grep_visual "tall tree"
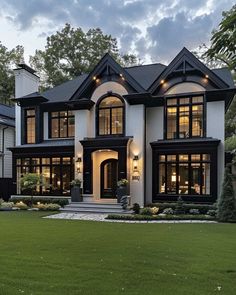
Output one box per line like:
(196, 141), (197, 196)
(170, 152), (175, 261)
(205, 4), (236, 73)
(30, 24), (140, 89)
(0, 42), (24, 103)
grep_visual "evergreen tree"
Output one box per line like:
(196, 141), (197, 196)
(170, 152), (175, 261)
(217, 166), (236, 222)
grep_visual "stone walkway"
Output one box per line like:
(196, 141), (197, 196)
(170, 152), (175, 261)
(44, 212), (216, 223)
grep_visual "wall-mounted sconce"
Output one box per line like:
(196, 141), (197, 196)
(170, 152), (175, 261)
(76, 157), (82, 173)
(133, 155), (139, 173)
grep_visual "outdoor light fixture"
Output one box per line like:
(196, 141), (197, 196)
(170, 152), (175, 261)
(76, 157), (82, 173)
(160, 79), (165, 84)
(133, 155), (139, 172)
(93, 76), (96, 80)
(205, 74), (209, 79)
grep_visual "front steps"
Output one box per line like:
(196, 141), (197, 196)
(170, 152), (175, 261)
(61, 202), (130, 214)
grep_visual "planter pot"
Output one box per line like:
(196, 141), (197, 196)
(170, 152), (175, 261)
(117, 186), (127, 203)
(71, 186), (82, 202)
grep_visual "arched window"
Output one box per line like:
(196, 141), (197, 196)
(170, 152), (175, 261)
(97, 96), (124, 136)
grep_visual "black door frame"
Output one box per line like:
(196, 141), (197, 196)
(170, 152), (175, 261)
(100, 158), (118, 198)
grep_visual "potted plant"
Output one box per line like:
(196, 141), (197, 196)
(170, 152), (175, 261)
(116, 178), (128, 203)
(71, 179), (82, 202)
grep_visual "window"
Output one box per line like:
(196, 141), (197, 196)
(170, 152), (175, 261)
(49, 111), (74, 138)
(158, 153), (211, 196)
(98, 96), (124, 136)
(166, 96), (204, 139)
(25, 109), (36, 144)
(16, 157), (74, 195)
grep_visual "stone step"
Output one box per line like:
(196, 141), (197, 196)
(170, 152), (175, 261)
(60, 207), (130, 214)
(68, 202), (123, 209)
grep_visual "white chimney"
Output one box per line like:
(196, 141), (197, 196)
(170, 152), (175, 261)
(14, 64), (40, 145)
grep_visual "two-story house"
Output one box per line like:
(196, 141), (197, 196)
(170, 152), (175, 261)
(11, 48), (235, 206)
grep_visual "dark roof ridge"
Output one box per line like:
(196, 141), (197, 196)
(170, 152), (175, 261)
(125, 62), (166, 69)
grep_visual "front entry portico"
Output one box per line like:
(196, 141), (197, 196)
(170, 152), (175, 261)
(80, 137), (132, 201)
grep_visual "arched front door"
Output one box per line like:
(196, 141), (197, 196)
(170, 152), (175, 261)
(100, 159), (118, 199)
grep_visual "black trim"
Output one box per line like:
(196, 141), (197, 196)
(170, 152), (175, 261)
(96, 93), (125, 137)
(80, 137), (131, 194)
(151, 138), (220, 203)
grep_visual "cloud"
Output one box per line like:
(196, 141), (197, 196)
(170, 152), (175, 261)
(145, 12), (213, 63)
(0, 0), (235, 63)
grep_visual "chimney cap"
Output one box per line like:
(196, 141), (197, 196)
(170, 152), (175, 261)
(16, 63), (37, 75)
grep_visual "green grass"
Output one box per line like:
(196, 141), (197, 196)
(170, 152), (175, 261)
(0, 212), (236, 295)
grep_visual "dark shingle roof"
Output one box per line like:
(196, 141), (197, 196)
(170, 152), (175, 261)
(0, 105), (15, 127)
(38, 62), (234, 103)
(212, 68), (235, 88)
(42, 74), (88, 102)
(125, 63), (166, 90)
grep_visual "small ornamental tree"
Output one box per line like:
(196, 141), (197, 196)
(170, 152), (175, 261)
(217, 166), (236, 222)
(20, 173), (44, 207)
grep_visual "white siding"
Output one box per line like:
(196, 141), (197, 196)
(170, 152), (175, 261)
(0, 126), (15, 178)
(145, 107), (164, 204)
(206, 101), (225, 197)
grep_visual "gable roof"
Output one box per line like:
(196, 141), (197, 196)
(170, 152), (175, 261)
(70, 53), (145, 100)
(148, 47), (230, 93)
(29, 48), (234, 104)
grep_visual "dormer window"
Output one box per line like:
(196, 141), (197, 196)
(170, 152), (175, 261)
(97, 96), (124, 136)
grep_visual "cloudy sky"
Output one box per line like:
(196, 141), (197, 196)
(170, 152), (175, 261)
(0, 0), (235, 64)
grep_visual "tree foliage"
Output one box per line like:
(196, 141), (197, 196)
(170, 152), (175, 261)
(0, 42), (24, 103)
(205, 5), (236, 72)
(30, 24), (140, 89)
(217, 166), (236, 222)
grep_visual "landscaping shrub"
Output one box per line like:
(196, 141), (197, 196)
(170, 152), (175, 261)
(163, 208), (174, 215)
(132, 203), (140, 214)
(150, 207), (159, 215)
(14, 202), (28, 210)
(189, 209), (200, 215)
(207, 209), (217, 217)
(217, 166), (236, 222)
(140, 207), (153, 216)
(44, 204), (60, 211)
(106, 214), (215, 221)
(10, 197), (69, 207)
(0, 202), (14, 209)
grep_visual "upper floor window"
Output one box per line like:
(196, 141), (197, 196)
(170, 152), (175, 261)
(97, 96), (124, 136)
(25, 108), (35, 144)
(166, 95), (204, 139)
(49, 111), (74, 138)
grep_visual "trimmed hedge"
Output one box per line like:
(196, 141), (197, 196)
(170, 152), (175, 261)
(9, 197), (69, 207)
(106, 214), (215, 221)
(148, 202), (217, 214)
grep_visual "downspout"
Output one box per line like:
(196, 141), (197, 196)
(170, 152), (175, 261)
(144, 105), (147, 206)
(1, 126), (8, 178)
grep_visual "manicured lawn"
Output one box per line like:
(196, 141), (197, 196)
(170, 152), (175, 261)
(0, 212), (236, 295)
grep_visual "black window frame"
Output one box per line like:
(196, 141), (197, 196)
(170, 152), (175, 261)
(157, 153), (211, 196)
(164, 94), (206, 140)
(48, 110), (74, 139)
(16, 156), (74, 196)
(96, 94), (125, 137)
(24, 108), (36, 144)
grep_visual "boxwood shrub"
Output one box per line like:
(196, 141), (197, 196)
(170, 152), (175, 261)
(106, 214), (215, 221)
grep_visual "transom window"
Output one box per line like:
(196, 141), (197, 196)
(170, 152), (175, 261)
(158, 153), (211, 196)
(25, 108), (36, 144)
(166, 96), (204, 139)
(97, 96), (124, 136)
(49, 111), (74, 138)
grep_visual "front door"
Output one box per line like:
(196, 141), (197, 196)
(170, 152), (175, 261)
(101, 159), (118, 198)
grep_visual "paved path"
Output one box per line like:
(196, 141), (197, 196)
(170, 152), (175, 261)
(44, 213), (216, 223)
